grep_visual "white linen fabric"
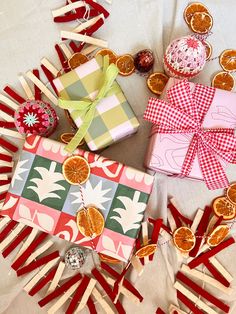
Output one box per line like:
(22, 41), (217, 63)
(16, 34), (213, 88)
(0, 0), (236, 313)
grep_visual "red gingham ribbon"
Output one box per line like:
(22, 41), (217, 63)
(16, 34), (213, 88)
(144, 79), (236, 190)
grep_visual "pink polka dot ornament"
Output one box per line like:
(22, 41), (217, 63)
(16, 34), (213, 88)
(163, 35), (206, 79)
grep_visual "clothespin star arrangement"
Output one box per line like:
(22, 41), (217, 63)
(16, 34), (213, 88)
(0, 0), (236, 313)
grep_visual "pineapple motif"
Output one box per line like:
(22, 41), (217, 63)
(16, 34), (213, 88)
(22, 156), (70, 210)
(27, 161), (65, 202)
(106, 186), (149, 238)
(11, 159), (29, 188)
(71, 180), (112, 210)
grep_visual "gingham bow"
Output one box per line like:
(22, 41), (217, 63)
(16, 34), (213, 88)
(143, 79), (236, 190)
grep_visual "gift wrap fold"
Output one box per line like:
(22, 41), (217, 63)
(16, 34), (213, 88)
(1, 135), (154, 262)
(53, 55), (139, 152)
(144, 78), (236, 190)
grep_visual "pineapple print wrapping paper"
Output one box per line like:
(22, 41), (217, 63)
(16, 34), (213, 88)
(1, 135), (154, 262)
(53, 55), (140, 151)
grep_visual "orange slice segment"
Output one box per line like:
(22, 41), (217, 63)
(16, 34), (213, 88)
(62, 156), (90, 185)
(212, 71), (235, 91)
(116, 54), (135, 76)
(135, 244), (157, 258)
(64, 110), (77, 130)
(203, 41), (212, 60)
(173, 227), (196, 252)
(227, 183), (236, 205)
(95, 48), (117, 64)
(220, 49), (236, 72)
(213, 196), (236, 220)
(147, 72), (169, 95)
(60, 133), (85, 146)
(68, 53), (89, 69)
(77, 206), (104, 238)
(190, 12), (213, 34)
(184, 2), (209, 25)
(207, 224), (230, 247)
(99, 253), (121, 264)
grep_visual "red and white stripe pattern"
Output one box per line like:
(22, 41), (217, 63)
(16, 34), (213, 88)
(52, 0), (109, 52)
(161, 198), (235, 314)
(0, 211), (144, 313)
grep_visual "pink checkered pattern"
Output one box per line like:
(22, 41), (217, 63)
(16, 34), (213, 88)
(143, 79), (236, 190)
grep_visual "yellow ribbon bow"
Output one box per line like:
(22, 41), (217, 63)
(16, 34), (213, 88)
(58, 56), (119, 153)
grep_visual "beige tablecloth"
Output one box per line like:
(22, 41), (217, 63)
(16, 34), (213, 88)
(0, 0), (236, 313)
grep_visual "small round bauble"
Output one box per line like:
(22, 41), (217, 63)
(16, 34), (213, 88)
(163, 35), (206, 79)
(134, 49), (154, 73)
(14, 100), (58, 137)
(65, 247), (87, 270)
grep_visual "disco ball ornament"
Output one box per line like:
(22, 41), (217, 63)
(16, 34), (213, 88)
(163, 35), (206, 79)
(134, 49), (154, 73)
(65, 247), (87, 270)
(14, 99), (58, 137)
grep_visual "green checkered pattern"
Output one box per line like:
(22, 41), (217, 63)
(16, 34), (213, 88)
(56, 56), (139, 150)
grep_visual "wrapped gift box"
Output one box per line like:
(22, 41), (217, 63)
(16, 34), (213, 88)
(53, 56), (140, 151)
(144, 78), (236, 186)
(1, 135), (154, 262)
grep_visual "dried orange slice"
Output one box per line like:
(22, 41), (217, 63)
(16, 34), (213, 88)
(207, 225), (230, 247)
(212, 71), (235, 91)
(64, 110), (77, 130)
(135, 244), (157, 258)
(220, 49), (236, 72)
(96, 48), (117, 64)
(68, 53), (88, 69)
(173, 227), (196, 252)
(60, 133), (85, 146)
(213, 196), (236, 220)
(77, 206), (104, 238)
(203, 41), (212, 60)
(147, 72), (169, 95)
(190, 12), (213, 34)
(227, 183), (236, 205)
(116, 54), (135, 76)
(99, 253), (121, 264)
(184, 2), (209, 25)
(62, 156), (90, 185)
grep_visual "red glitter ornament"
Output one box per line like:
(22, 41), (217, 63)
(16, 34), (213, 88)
(14, 100), (58, 137)
(134, 49), (154, 73)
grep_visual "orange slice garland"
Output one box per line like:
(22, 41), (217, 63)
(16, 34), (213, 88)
(220, 49), (236, 72)
(62, 156), (90, 185)
(190, 12), (213, 34)
(68, 53), (89, 70)
(207, 225), (230, 247)
(227, 183), (236, 205)
(203, 41), (212, 60)
(77, 206), (104, 238)
(173, 227), (196, 252)
(212, 71), (235, 91)
(213, 196), (236, 220)
(184, 2), (209, 25)
(147, 72), (169, 95)
(60, 133), (85, 146)
(116, 54), (135, 76)
(96, 48), (117, 64)
(135, 244), (157, 258)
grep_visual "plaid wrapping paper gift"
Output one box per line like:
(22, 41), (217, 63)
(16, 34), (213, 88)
(1, 135), (154, 262)
(53, 55), (140, 151)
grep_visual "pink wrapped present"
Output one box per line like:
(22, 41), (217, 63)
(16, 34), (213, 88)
(144, 78), (236, 190)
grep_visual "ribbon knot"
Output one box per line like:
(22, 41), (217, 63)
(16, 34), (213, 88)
(58, 56), (119, 153)
(144, 79), (236, 190)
